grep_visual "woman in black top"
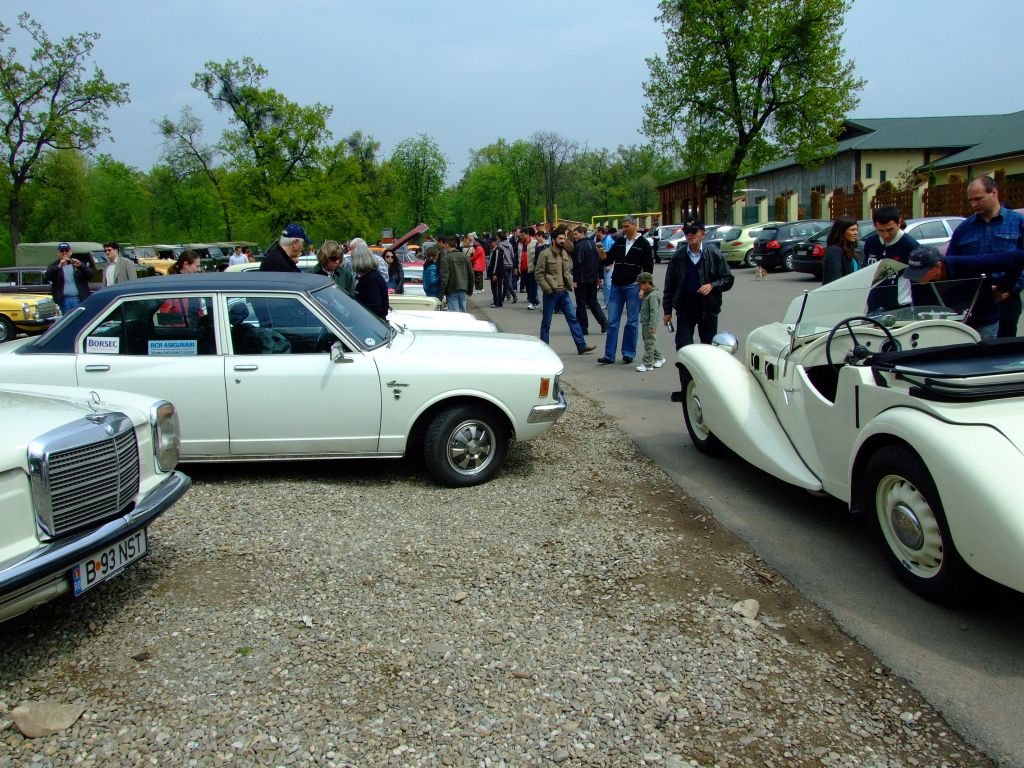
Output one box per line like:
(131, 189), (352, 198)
(352, 244), (389, 319)
(822, 216), (860, 285)
(384, 251), (404, 294)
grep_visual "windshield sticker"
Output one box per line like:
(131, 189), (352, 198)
(365, 337), (376, 345)
(86, 337), (120, 354)
(148, 339), (198, 356)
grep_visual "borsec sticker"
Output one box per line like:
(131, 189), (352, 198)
(86, 337), (120, 354)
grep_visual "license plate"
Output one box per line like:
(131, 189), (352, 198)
(72, 529), (148, 596)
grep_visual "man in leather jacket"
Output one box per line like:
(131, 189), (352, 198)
(663, 219), (734, 401)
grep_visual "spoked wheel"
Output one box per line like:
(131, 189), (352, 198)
(424, 404), (508, 487)
(864, 444), (971, 604)
(680, 366), (726, 456)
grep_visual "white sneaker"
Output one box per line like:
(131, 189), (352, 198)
(527, 303), (536, 310)
(653, 357), (666, 368)
(636, 363), (651, 372)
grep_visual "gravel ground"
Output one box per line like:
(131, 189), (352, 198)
(0, 383), (992, 767)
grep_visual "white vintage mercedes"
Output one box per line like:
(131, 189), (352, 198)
(0, 384), (190, 622)
(676, 259), (1024, 603)
(0, 274), (565, 487)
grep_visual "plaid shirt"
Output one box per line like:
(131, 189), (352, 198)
(948, 206), (1024, 291)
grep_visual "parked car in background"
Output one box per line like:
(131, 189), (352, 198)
(792, 220), (875, 278)
(0, 266), (52, 295)
(717, 222), (782, 267)
(750, 220), (831, 271)
(898, 216), (964, 250)
(675, 260), (1024, 603)
(0, 291), (61, 342)
(0, 383), (190, 622)
(655, 224), (686, 263)
(703, 224), (737, 253)
(0, 274), (564, 486)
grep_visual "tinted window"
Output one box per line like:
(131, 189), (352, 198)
(0, 270), (16, 287)
(755, 227), (779, 241)
(911, 221), (948, 240)
(22, 271), (49, 286)
(229, 295), (339, 355)
(85, 297), (216, 356)
(719, 227), (742, 240)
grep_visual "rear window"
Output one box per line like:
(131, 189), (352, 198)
(659, 225), (684, 239)
(755, 227), (779, 241)
(718, 227), (742, 240)
(786, 223), (826, 239)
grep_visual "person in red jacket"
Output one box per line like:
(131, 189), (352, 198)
(468, 233), (487, 292)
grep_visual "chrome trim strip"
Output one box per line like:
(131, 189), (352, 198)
(528, 390), (568, 424)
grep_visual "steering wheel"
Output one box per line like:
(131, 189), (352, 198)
(313, 327), (334, 354)
(825, 316), (898, 372)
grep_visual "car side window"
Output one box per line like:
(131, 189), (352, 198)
(84, 297), (216, 356)
(0, 270), (15, 287)
(22, 271), (48, 286)
(912, 221), (947, 240)
(228, 295), (339, 355)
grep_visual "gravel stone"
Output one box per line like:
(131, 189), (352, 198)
(0, 383), (993, 767)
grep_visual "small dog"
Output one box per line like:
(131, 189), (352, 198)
(753, 265), (768, 281)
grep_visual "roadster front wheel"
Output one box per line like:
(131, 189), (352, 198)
(680, 366), (726, 457)
(864, 444), (971, 604)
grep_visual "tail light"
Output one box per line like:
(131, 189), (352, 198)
(766, 240), (780, 250)
(812, 244), (825, 258)
(730, 241), (742, 246)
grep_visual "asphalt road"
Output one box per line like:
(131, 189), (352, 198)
(469, 264), (1024, 768)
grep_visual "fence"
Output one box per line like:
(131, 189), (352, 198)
(871, 189), (914, 216)
(829, 187), (861, 220)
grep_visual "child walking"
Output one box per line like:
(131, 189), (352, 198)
(636, 272), (666, 372)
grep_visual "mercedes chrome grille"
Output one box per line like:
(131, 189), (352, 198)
(28, 412), (141, 539)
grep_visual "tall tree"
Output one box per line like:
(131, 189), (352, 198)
(532, 131), (577, 226)
(0, 12), (129, 252)
(158, 107), (234, 239)
(390, 134), (447, 230)
(642, 0), (862, 222)
(497, 139), (541, 226)
(192, 57), (332, 233)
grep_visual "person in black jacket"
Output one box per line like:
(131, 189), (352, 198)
(259, 224), (309, 272)
(821, 216), (860, 285)
(598, 216), (654, 364)
(351, 243), (389, 319)
(45, 242), (93, 313)
(662, 219), (733, 402)
(571, 225), (607, 334)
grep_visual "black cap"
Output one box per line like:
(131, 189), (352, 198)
(904, 245), (942, 281)
(683, 219), (705, 234)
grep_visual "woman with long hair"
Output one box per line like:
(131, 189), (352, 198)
(822, 217), (860, 285)
(384, 251), (404, 294)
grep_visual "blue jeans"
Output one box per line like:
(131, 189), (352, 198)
(604, 282), (640, 360)
(522, 273), (539, 305)
(446, 291), (467, 312)
(541, 290), (587, 350)
(976, 321), (999, 340)
(602, 265), (614, 306)
(60, 296), (81, 314)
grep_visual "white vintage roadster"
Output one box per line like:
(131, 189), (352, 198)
(676, 259), (1024, 602)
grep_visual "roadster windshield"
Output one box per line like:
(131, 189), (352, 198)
(784, 259), (983, 342)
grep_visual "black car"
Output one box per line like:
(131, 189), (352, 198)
(749, 220), (831, 272)
(792, 220), (875, 278)
(0, 266), (52, 295)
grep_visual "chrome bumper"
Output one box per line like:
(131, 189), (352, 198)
(0, 471), (191, 621)
(528, 389), (568, 424)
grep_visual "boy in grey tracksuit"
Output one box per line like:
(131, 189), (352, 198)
(636, 272), (665, 372)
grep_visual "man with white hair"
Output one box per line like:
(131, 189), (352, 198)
(260, 224), (310, 272)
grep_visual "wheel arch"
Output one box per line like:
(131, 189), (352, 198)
(407, 394), (514, 452)
(850, 433), (914, 515)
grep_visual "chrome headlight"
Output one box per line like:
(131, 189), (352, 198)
(150, 400), (181, 472)
(22, 302), (33, 319)
(711, 332), (738, 355)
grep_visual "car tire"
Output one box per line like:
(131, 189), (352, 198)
(742, 250), (754, 268)
(783, 250), (795, 271)
(0, 315), (14, 343)
(424, 404), (508, 487)
(863, 444), (972, 604)
(679, 366), (726, 457)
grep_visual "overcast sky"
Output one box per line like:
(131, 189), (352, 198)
(8, 0), (1023, 183)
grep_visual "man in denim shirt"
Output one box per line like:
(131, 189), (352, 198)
(947, 175), (1024, 338)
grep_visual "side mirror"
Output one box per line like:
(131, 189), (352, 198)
(711, 332), (738, 355)
(330, 341), (353, 364)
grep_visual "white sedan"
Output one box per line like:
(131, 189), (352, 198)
(675, 260), (1024, 602)
(0, 274), (565, 486)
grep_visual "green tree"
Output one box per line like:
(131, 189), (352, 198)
(496, 139), (541, 226)
(642, 0), (862, 222)
(390, 134), (447, 230)
(21, 149), (88, 241)
(84, 154), (149, 242)
(192, 57), (332, 234)
(532, 131), (577, 226)
(0, 13), (129, 254)
(158, 107), (234, 239)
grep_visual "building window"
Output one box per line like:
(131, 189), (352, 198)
(866, 163), (873, 179)
(880, 170), (887, 183)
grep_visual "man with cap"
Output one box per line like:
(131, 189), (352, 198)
(260, 224), (310, 272)
(45, 242), (93, 313)
(662, 218), (733, 402)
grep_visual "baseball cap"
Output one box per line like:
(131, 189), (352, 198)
(282, 223), (312, 243)
(58, 242), (71, 251)
(683, 219), (705, 234)
(904, 245), (942, 281)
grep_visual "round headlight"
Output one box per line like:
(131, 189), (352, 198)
(711, 332), (738, 355)
(150, 400), (181, 472)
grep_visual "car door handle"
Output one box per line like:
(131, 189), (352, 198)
(83, 364), (110, 372)
(233, 364), (259, 371)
